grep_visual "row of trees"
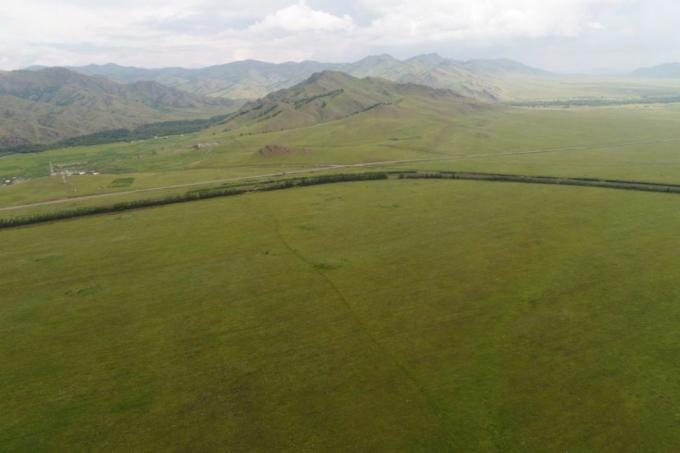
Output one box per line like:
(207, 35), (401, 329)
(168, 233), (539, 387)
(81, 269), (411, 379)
(8, 168), (680, 230)
(400, 171), (680, 194)
(0, 172), (389, 229)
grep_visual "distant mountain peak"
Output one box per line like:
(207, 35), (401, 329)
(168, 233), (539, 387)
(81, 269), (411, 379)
(406, 53), (448, 65)
(355, 54), (400, 64)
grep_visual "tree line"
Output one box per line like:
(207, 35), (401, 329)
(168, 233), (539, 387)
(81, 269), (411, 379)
(0, 172), (388, 229)
(7, 169), (680, 230)
(399, 171), (680, 193)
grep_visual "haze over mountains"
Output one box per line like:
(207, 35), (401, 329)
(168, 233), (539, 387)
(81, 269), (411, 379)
(632, 63), (680, 78)
(58, 54), (548, 101)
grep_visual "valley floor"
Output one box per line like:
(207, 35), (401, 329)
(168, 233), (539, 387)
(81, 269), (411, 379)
(3, 180), (680, 451)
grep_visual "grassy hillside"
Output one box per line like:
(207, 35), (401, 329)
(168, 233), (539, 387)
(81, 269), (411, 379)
(222, 71), (478, 133)
(4, 179), (680, 450)
(0, 68), (238, 149)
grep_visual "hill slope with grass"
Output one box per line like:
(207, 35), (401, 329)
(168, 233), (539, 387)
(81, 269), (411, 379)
(0, 68), (237, 149)
(222, 71), (480, 133)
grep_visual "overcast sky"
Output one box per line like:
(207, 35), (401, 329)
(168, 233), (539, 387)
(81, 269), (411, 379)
(0, 0), (677, 72)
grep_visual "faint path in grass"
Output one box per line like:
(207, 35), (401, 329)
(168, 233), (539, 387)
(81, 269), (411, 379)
(265, 206), (458, 447)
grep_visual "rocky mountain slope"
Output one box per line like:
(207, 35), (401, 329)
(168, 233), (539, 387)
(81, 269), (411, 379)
(0, 68), (238, 148)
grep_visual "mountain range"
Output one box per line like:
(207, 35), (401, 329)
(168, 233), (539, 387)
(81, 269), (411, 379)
(57, 54), (548, 101)
(10, 54), (680, 152)
(3, 54), (549, 150)
(0, 68), (238, 149)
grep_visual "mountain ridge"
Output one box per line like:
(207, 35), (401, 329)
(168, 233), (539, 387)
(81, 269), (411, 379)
(42, 54), (548, 101)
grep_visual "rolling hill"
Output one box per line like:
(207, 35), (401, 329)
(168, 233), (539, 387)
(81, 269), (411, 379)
(59, 54), (548, 101)
(221, 71), (480, 133)
(0, 68), (238, 149)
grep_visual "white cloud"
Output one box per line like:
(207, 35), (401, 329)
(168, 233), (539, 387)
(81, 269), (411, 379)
(0, 0), (675, 72)
(359, 0), (632, 43)
(249, 1), (354, 33)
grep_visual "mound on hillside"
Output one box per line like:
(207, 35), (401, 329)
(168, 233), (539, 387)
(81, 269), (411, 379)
(257, 144), (312, 158)
(223, 71), (479, 134)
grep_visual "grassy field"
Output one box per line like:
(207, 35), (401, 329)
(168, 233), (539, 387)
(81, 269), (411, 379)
(3, 179), (680, 451)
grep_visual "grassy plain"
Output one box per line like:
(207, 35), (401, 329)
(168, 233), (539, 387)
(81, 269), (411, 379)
(496, 74), (680, 101)
(3, 180), (680, 451)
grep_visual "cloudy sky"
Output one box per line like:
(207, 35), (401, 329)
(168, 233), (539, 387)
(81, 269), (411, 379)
(0, 0), (677, 72)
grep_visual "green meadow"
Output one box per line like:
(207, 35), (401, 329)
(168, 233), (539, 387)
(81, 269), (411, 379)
(4, 180), (680, 451)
